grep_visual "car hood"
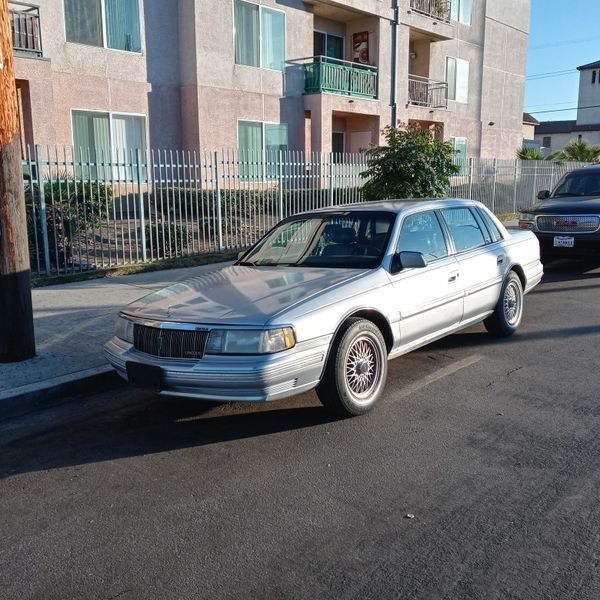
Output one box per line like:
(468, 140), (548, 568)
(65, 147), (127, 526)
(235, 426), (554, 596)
(123, 265), (370, 326)
(523, 197), (600, 214)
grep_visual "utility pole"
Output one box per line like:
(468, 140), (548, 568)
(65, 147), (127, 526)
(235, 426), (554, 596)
(0, 0), (35, 362)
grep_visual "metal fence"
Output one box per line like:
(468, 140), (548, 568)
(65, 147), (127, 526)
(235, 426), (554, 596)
(24, 146), (589, 278)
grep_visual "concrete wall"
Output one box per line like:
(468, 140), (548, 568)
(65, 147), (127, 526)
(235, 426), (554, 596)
(534, 130), (600, 155)
(576, 67), (600, 126)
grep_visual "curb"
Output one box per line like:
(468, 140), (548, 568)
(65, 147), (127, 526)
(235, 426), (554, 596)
(0, 367), (125, 421)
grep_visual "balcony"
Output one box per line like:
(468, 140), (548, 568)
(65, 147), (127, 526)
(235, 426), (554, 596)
(408, 75), (448, 109)
(300, 56), (378, 100)
(409, 0), (451, 22)
(9, 1), (42, 58)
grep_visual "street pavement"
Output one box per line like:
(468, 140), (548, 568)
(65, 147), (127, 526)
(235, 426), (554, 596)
(0, 259), (599, 599)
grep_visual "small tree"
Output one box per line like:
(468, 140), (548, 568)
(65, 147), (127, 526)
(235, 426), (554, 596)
(360, 125), (459, 200)
(516, 147), (545, 160)
(547, 139), (600, 162)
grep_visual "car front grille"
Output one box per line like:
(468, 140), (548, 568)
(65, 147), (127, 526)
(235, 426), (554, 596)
(133, 324), (209, 360)
(536, 215), (600, 233)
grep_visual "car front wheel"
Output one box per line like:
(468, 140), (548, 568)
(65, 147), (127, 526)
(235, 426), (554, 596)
(484, 271), (524, 337)
(317, 318), (388, 417)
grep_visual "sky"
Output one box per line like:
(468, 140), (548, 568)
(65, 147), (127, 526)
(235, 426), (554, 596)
(525, 0), (600, 122)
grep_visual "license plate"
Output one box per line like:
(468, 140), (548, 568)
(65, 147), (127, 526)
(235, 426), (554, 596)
(126, 362), (162, 391)
(553, 236), (574, 248)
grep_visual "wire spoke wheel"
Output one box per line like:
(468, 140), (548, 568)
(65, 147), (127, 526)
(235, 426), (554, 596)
(503, 281), (521, 326)
(317, 318), (388, 417)
(344, 335), (381, 401)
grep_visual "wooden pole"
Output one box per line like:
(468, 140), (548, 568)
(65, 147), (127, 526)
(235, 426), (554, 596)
(0, 0), (35, 362)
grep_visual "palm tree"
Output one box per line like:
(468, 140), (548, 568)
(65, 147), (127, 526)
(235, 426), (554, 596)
(516, 147), (545, 160)
(547, 139), (600, 162)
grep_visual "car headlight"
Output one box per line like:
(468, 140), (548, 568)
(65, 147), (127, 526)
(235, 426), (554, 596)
(519, 213), (534, 230)
(205, 327), (296, 355)
(115, 316), (134, 344)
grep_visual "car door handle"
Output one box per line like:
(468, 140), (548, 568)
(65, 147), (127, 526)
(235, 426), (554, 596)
(497, 255), (505, 264)
(448, 271), (460, 283)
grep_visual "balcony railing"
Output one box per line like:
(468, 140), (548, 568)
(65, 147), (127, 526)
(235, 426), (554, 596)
(9, 1), (43, 58)
(409, 0), (451, 22)
(408, 75), (448, 109)
(299, 56), (378, 100)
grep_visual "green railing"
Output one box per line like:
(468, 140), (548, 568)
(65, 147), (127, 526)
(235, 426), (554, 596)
(301, 56), (378, 100)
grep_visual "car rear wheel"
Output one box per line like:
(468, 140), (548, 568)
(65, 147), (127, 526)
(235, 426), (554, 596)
(484, 272), (524, 337)
(317, 318), (388, 417)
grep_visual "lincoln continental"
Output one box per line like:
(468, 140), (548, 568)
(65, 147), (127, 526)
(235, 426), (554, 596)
(104, 199), (543, 416)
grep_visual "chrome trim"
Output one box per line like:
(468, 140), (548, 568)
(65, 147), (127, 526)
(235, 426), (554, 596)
(535, 214), (600, 234)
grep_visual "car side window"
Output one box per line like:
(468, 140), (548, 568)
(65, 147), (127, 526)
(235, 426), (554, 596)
(440, 208), (487, 252)
(398, 211), (448, 261)
(477, 208), (503, 242)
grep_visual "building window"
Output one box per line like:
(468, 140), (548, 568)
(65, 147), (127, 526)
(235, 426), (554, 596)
(451, 137), (468, 170)
(450, 0), (473, 25)
(593, 70), (597, 84)
(72, 110), (146, 179)
(314, 31), (344, 60)
(446, 57), (469, 103)
(234, 1), (285, 71)
(64, 0), (141, 52)
(238, 121), (288, 178)
(542, 136), (552, 148)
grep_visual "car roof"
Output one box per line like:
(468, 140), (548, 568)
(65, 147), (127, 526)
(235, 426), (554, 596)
(297, 198), (482, 215)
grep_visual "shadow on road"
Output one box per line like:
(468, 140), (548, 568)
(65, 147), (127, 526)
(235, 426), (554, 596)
(540, 259), (600, 283)
(0, 395), (338, 479)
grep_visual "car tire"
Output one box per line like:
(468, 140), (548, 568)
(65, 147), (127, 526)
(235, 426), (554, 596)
(484, 271), (524, 337)
(316, 318), (388, 417)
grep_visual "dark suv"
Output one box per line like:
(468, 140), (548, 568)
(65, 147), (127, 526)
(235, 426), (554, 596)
(519, 165), (600, 261)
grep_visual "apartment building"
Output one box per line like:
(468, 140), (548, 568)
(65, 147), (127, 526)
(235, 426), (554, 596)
(10, 0), (530, 162)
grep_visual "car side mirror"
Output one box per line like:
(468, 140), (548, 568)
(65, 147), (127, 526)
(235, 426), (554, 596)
(537, 190), (550, 200)
(391, 251), (428, 273)
(237, 250), (246, 260)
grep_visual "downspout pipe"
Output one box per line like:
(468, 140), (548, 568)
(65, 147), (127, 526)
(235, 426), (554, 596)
(390, 0), (399, 127)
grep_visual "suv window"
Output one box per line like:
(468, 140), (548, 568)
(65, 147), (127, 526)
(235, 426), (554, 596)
(553, 171), (600, 197)
(440, 208), (487, 252)
(398, 211), (448, 261)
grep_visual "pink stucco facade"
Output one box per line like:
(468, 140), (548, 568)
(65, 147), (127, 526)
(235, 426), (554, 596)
(12, 0), (530, 159)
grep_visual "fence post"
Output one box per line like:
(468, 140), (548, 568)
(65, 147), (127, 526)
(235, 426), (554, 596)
(214, 151), (224, 251)
(135, 148), (147, 262)
(512, 159), (519, 214)
(328, 152), (334, 206)
(491, 158), (498, 214)
(468, 157), (474, 200)
(532, 162), (538, 205)
(278, 150), (284, 220)
(34, 144), (51, 275)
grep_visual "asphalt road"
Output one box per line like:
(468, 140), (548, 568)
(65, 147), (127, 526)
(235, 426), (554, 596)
(1, 260), (600, 600)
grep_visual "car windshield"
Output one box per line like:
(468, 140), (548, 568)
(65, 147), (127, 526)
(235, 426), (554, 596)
(552, 172), (600, 197)
(239, 211), (396, 269)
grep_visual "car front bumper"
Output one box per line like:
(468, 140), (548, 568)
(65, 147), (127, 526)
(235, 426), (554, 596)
(103, 335), (331, 402)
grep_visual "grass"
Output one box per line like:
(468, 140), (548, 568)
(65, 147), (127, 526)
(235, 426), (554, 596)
(496, 213), (519, 222)
(31, 251), (239, 288)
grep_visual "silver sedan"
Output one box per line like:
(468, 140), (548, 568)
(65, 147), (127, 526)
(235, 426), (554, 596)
(104, 199), (543, 416)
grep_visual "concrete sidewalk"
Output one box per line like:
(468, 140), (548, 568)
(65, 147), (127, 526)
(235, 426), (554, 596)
(0, 261), (232, 417)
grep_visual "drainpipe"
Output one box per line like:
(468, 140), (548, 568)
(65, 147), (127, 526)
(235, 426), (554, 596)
(390, 0), (399, 127)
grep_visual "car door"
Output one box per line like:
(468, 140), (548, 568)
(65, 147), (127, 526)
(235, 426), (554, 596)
(389, 210), (464, 348)
(439, 207), (504, 322)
